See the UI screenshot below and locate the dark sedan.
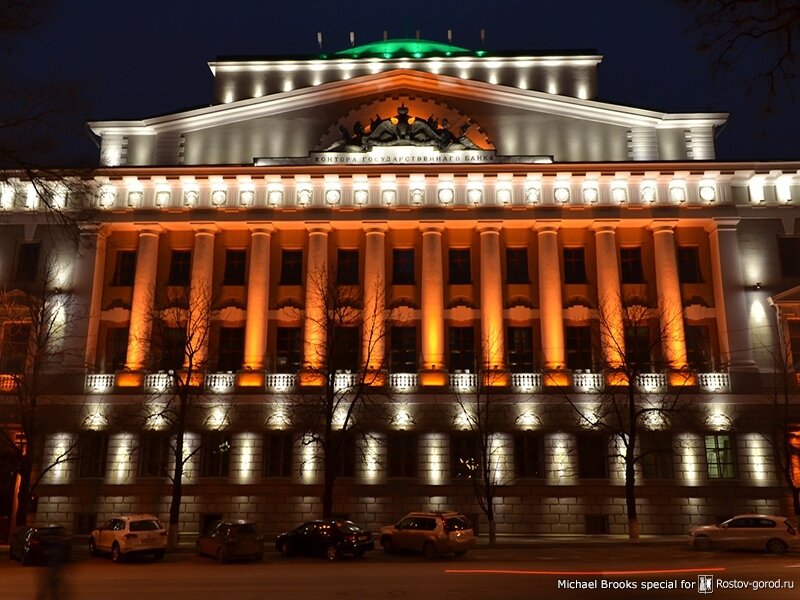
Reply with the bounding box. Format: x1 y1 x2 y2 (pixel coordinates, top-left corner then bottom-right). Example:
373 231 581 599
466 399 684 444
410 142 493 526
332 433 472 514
196 520 265 562
276 520 374 560
9 525 71 566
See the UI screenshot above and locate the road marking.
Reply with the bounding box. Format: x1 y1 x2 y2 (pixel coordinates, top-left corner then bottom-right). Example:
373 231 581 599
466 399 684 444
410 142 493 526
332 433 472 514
445 568 727 576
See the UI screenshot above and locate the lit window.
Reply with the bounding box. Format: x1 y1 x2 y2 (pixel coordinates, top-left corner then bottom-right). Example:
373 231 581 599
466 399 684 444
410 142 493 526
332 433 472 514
705 433 736 479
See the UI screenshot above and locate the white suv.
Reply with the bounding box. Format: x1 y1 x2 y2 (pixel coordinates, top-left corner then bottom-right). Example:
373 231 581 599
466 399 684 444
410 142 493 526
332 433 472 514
380 511 475 559
89 515 167 562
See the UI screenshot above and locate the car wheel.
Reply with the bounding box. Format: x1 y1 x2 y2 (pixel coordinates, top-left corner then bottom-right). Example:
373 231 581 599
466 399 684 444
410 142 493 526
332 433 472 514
217 548 228 564
325 544 339 561
766 538 788 555
423 542 438 560
89 538 98 557
693 536 713 551
111 543 123 563
279 541 291 557
381 537 395 555
153 550 165 561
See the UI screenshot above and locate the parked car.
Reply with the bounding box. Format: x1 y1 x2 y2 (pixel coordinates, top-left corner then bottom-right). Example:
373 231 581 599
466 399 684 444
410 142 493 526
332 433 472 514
196 520 265 562
276 520 374 560
380 511 475 559
89 514 167 562
689 514 800 554
9 525 71 566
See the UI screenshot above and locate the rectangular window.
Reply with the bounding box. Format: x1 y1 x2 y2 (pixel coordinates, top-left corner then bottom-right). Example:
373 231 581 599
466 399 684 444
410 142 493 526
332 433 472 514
677 247 703 283
450 432 478 479
138 431 170 478
507 327 534 372
280 250 303 285
624 326 651 370
514 432 543 478
448 326 475 372
112 251 137 286
563 247 587 284
392 249 415 285
223 250 246 286
505 248 529 284
331 431 356 477
200 432 231 478
15 243 41 282
705 434 736 479
620 247 645 284
566 326 592 371
387 432 418 478
276 327 302 373
685 325 711 371
168 250 192 286
390 326 417 372
0 323 31 373
104 327 128 372
217 327 244 372
337 249 359 285
577 434 607 479
778 237 800 277
639 432 674 479
332 327 360 372
77 432 109 478
448 249 471 284
263 432 293 477
158 327 186 371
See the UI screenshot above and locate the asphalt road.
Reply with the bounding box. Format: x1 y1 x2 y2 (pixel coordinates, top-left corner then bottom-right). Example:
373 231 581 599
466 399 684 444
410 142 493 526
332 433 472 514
2 543 799 600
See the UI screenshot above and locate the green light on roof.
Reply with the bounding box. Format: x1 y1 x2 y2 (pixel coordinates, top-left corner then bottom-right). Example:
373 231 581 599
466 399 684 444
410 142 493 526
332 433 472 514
334 38 472 59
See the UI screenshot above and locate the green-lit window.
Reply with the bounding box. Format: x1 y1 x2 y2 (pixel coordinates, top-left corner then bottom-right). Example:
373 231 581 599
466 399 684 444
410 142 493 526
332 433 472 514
705 434 736 479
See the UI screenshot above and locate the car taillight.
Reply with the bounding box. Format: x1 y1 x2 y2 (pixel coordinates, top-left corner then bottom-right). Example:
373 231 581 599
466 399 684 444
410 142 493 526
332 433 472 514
787 524 797 536
123 533 138 540
345 534 356 542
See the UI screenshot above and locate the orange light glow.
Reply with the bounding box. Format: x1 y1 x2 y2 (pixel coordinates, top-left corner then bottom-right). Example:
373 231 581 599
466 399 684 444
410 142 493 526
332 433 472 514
419 371 449 387
298 372 326 387
236 371 265 388
482 371 510 387
115 371 144 388
363 370 386 387
790 431 800 486
604 371 629 387
180 370 204 388
544 371 571 388
668 371 697 387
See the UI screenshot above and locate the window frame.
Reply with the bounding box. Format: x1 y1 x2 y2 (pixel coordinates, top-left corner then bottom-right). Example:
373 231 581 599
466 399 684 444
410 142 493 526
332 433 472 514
619 247 645 284
262 431 293 478
336 249 359 285
392 249 415 285
76 431 109 479
168 250 192 286
199 432 232 478
387 431 418 478
514 432 544 479
279 249 303 285
705 433 737 479
563 247 587 284
677 246 703 284
505 247 529 284
112 250 137 287
223 249 247 286
448 248 472 285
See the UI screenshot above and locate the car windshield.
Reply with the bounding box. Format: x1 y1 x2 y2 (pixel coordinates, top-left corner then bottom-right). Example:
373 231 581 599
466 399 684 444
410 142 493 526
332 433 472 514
129 519 162 532
337 521 361 532
445 517 471 531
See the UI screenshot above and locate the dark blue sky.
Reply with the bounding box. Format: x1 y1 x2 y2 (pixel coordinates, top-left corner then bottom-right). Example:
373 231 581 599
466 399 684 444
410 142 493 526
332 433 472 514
14 0 800 162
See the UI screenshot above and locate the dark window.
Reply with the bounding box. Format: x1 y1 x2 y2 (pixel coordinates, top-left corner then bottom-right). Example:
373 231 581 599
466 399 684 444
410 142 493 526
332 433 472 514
168 250 192 286
450 432 478 479
778 237 800 277
563 247 587 284
112 251 137 286
449 326 475 372
223 250 246 285
392 249 415 284
276 327 302 373
577 434 607 479
620 247 644 284
332 327 360 372
387 432 418 478
331 431 356 477
77 432 109 478
506 248 529 284
789 321 800 370
280 250 303 285
217 327 244 372
263 432 293 477
566 326 593 370
0 323 31 373
200 432 231 478
685 325 711 371
15 243 41 282
390 326 417 372
625 326 651 370
514 433 543 478
139 431 170 478
104 327 128 372
677 247 703 283
640 432 674 479
705 434 736 479
157 327 186 371
448 249 471 284
507 327 534 372
337 249 359 285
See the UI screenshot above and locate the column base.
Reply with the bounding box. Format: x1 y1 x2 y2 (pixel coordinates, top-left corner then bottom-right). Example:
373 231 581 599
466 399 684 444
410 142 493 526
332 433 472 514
543 370 571 388
236 369 266 388
418 369 449 387
298 371 326 387
362 369 386 387
604 371 630 387
115 370 145 388
482 370 510 387
668 370 697 387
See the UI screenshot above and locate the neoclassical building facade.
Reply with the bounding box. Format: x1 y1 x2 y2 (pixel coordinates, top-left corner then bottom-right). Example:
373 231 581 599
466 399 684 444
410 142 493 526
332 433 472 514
1 39 799 537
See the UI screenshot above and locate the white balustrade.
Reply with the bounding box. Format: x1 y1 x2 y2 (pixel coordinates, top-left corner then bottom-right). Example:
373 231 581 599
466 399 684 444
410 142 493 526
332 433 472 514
144 373 172 393
635 373 667 393
0 374 16 392
511 372 542 392
266 373 295 392
334 372 357 391
450 372 478 390
389 373 417 391
699 372 730 393
573 372 604 392
205 372 236 392
85 374 115 393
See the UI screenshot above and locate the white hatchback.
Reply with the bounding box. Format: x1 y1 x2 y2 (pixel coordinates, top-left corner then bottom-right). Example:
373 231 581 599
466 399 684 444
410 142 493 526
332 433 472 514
689 514 799 554
89 515 168 562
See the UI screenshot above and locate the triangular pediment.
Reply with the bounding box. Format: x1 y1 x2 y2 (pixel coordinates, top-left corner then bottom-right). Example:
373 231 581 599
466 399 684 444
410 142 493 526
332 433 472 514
770 285 800 306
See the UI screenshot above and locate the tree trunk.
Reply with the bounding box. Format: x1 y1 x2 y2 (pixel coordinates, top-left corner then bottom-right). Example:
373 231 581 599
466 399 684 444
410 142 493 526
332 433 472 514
488 518 497 546
168 420 186 551
14 457 32 528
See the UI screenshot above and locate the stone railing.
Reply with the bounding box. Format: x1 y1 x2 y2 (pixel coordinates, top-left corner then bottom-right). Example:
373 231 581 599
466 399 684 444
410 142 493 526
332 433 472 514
205 372 236 392
698 372 730 393
635 373 667 393
511 372 542 392
573 372 604 392
389 373 417 391
85 373 115 393
144 373 172 393
450 372 478 390
0 374 17 392
334 372 358 390
266 373 295 392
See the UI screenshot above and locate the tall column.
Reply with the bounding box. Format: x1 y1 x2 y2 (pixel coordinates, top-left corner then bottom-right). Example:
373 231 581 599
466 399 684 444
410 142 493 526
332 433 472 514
649 221 688 372
302 222 330 382
80 225 108 371
243 223 273 372
478 222 508 385
706 219 756 372
123 225 161 374
186 224 217 371
592 221 625 371
420 222 446 386
362 222 387 382
536 222 565 371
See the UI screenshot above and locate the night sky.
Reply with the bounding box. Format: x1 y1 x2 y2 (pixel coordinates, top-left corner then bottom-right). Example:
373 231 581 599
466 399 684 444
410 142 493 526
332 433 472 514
11 0 800 163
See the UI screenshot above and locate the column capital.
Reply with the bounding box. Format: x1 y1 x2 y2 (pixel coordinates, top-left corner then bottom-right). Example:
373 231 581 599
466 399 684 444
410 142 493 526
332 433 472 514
590 219 620 233
420 221 445 234
534 220 561 233
477 221 503 234
363 221 389 234
704 218 741 233
247 221 275 234
190 222 220 236
647 219 679 234
133 222 163 237
306 221 331 234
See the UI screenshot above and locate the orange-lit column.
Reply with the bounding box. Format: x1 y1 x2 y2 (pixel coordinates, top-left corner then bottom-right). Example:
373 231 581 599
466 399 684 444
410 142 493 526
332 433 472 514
592 221 625 373
536 222 565 372
302 222 330 381
478 222 508 385
124 225 162 373
649 221 688 373
420 222 446 386
362 222 387 382
186 224 217 371
82 224 108 371
243 223 273 373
